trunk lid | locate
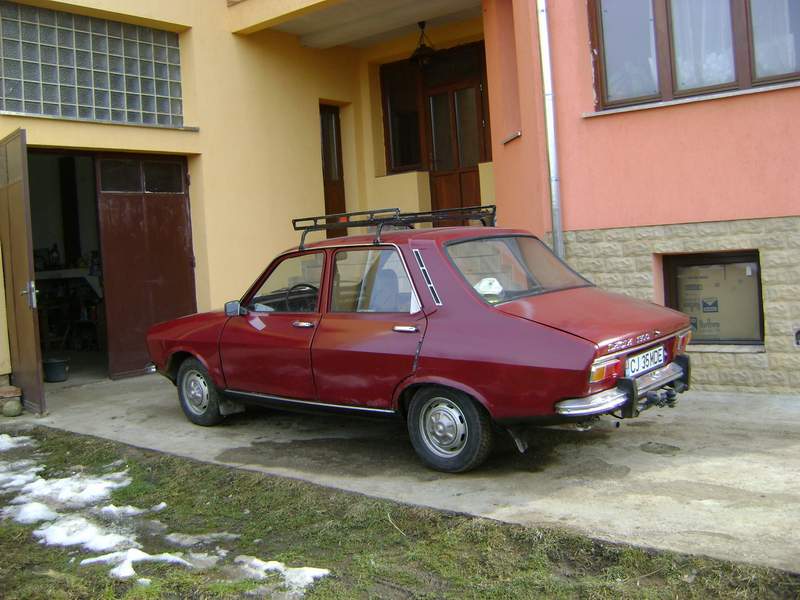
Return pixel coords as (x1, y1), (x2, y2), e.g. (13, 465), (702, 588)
(497, 286), (689, 356)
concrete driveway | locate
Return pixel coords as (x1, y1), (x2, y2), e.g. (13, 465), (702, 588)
(12, 374), (800, 573)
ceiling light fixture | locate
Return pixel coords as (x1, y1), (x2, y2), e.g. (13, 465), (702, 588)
(409, 21), (435, 67)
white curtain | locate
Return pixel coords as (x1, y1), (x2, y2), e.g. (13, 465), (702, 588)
(671, 0), (735, 90)
(751, 0), (799, 78)
(601, 0), (659, 101)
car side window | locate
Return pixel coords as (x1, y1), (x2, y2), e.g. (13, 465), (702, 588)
(248, 252), (324, 313)
(331, 248), (419, 313)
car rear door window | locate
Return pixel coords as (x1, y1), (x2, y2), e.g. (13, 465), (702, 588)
(248, 252), (324, 313)
(331, 248), (419, 313)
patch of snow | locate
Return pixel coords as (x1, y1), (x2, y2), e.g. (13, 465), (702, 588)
(150, 501), (167, 512)
(165, 531), (240, 547)
(137, 578), (151, 586)
(103, 459), (126, 470)
(2, 501), (59, 524)
(0, 434), (35, 451)
(81, 547), (192, 580)
(234, 555), (329, 594)
(34, 515), (136, 552)
(14, 470), (130, 508)
(0, 462), (43, 490)
(98, 504), (146, 518)
(185, 551), (222, 569)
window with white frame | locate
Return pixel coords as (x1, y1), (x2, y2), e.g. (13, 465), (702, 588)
(590, 0), (800, 108)
(0, 1), (183, 126)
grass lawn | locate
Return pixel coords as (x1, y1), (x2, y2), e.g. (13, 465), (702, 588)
(0, 426), (797, 599)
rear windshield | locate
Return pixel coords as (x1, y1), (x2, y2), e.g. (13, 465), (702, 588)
(446, 236), (590, 304)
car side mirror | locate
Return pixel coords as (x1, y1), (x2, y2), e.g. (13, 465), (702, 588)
(224, 300), (243, 317)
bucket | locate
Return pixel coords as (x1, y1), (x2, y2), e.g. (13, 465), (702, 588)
(43, 358), (70, 382)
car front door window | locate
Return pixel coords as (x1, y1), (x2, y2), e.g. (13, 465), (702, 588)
(249, 252), (324, 313)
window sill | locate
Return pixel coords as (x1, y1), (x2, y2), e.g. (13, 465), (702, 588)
(582, 79), (800, 119)
(687, 344), (765, 354)
(0, 110), (199, 132)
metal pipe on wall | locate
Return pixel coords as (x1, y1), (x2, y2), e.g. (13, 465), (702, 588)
(536, 0), (565, 258)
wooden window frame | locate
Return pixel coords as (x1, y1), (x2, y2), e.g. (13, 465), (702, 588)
(379, 42), (491, 175)
(588, 0), (799, 109)
(663, 250), (765, 345)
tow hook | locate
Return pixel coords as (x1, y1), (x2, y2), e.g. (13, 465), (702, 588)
(642, 387), (678, 410)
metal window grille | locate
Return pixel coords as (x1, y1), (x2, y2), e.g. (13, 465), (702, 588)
(0, 1), (183, 127)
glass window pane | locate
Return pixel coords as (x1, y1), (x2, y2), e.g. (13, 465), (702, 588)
(332, 249), (415, 313)
(429, 93), (455, 172)
(144, 161), (183, 193)
(750, 0), (800, 79)
(447, 237), (588, 304)
(100, 159), (141, 192)
(455, 87), (480, 168)
(319, 108), (340, 182)
(599, 0), (659, 102)
(674, 261), (761, 342)
(670, 0), (735, 91)
(249, 253), (324, 313)
(375, 60), (419, 170)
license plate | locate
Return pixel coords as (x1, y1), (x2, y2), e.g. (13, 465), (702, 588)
(625, 346), (665, 377)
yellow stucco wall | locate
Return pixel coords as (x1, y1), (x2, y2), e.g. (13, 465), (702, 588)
(0, 1), (493, 374)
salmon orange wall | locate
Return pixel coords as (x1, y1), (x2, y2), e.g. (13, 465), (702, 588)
(547, 1), (800, 232)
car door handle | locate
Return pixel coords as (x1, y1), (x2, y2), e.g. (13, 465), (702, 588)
(292, 320), (315, 328)
(392, 325), (418, 333)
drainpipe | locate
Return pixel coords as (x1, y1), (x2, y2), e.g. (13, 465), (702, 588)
(536, 0), (565, 258)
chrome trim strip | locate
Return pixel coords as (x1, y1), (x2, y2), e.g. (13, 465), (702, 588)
(636, 362), (684, 394)
(412, 248), (443, 306)
(224, 389), (397, 415)
(599, 327), (692, 361)
(555, 388), (628, 417)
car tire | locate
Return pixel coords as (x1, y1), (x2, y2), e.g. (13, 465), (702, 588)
(176, 358), (224, 426)
(407, 386), (493, 473)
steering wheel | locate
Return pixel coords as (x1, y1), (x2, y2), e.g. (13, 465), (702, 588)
(284, 283), (319, 312)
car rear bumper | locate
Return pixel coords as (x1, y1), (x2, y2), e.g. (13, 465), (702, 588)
(555, 355), (690, 418)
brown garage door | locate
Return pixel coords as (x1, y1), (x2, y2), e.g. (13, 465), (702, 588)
(97, 156), (196, 378)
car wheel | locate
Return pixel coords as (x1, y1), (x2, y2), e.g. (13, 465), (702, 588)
(176, 358), (224, 426)
(407, 387), (493, 473)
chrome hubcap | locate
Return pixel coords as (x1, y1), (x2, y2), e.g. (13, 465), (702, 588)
(182, 370), (209, 415)
(419, 397), (468, 458)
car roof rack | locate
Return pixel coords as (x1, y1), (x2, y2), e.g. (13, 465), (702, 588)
(293, 205), (496, 249)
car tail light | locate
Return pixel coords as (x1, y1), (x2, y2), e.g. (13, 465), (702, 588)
(673, 330), (692, 355)
(587, 357), (623, 393)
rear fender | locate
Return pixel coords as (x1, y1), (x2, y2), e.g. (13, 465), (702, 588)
(392, 375), (493, 419)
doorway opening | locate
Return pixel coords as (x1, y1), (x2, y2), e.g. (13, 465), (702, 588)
(320, 103), (346, 238)
(29, 151), (107, 388)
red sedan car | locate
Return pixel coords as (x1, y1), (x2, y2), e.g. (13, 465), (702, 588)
(147, 206), (691, 473)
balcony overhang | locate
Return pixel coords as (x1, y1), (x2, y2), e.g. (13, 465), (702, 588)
(229, 0), (481, 48)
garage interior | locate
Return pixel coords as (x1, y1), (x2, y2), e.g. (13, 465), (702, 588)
(29, 151), (107, 386)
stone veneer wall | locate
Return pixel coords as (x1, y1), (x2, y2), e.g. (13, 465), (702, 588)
(560, 217), (800, 393)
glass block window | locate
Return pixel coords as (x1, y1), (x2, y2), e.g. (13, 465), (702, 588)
(0, 1), (183, 127)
